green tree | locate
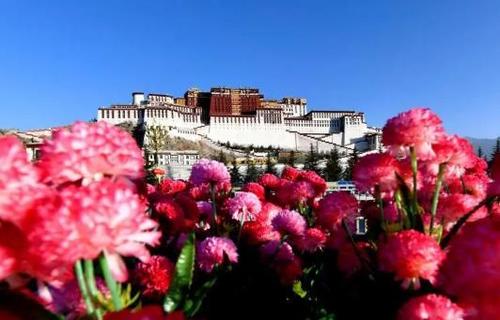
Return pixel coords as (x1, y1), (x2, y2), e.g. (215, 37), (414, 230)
(265, 152), (277, 174)
(286, 150), (297, 167)
(230, 158), (242, 186)
(304, 144), (320, 173)
(145, 125), (168, 166)
(343, 148), (359, 180)
(325, 148), (342, 181)
(489, 138), (500, 171)
(216, 150), (228, 165)
(244, 153), (260, 183)
(477, 146), (483, 158)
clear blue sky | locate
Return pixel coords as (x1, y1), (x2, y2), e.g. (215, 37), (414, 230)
(0, 0), (499, 138)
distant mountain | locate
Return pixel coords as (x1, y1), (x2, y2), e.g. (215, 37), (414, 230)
(466, 137), (499, 160)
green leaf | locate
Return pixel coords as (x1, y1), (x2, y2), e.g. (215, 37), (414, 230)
(185, 276), (218, 316)
(164, 232), (196, 313)
(292, 280), (307, 298)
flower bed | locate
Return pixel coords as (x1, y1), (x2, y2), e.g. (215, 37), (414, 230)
(0, 108), (498, 319)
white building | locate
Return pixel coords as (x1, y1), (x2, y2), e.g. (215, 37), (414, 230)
(97, 90), (381, 154)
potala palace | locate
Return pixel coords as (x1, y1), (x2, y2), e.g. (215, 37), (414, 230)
(97, 87), (381, 154)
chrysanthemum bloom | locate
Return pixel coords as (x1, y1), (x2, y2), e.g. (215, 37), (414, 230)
(297, 170), (327, 196)
(275, 180), (315, 207)
(316, 192), (358, 231)
(258, 173), (281, 189)
(396, 294), (464, 320)
(274, 255), (303, 285)
(241, 203), (281, 244)
(158, 179), (188, 196)
(281, 166), (300, 181)
(37, 121), (144, 185)
(295, 228), (327, 252)
(438, 216), (500, 318)
(197, 237), (238, 272)
(227, 192), (262, 222)
(260, 241), (295, 263)
(189, 159), (230, 186)
(272, 210), (307, 237)
(155, 197), (184, 224)
(437, 194), (487, 228)
(134, 255), (174, 300)
(0, 221), (26, 280)
(382, 108), (445, 160)
(378, 230), (444, 286)
(447, 173), (489, 199)
(353, 153), (400, 194)
(197, 201), (212, 217)
(242, 182), (265, 201)
(0, 136), (42, 225)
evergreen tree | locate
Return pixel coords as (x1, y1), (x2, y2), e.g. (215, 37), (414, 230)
(304, 144), (319, 173)
(489, 138), (500, 171)
(325, 148), (342, 181)
(230, 158), (242, 187)
(343, 148), (359, 180)
(287, 150), (296, 167)
(477, 146), (483, 158)
(265, 152), (277, 174)
(216, 150), (228, 165)
(244, 153), (260, 183)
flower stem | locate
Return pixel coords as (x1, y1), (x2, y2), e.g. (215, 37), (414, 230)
(429, 163), (446, 236)
(210, 183), (218, 234)
(99, 253), (123, 311)
(410, 147), (419, 226)
(75, 260), (95, 315)
(84, 259), (103, 320)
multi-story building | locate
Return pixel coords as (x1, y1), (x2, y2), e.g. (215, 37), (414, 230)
(97, 87), (381, 154)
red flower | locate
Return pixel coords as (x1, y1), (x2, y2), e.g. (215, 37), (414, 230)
(0, 221), (26, 280)
(378, 230), (444, 285)
(134, 256), (175, 300)
(353, 153), (400, 194)
(158, 179), (188, 196)
(337, 241), (370, 277)
(242, 182), (265, 201)
(437, 194), (487, 228)
(397, 294), (464, 320)
(295, 228), (327, 252)
(258, 173), (281, 189)
(315, 192), (358, 231)
(281, 166), (300, 181)
(382, 108), (445, 160)
(438, 216), (500, 318)
(152, 167), (166, 176)
(37, 121), (144, 184)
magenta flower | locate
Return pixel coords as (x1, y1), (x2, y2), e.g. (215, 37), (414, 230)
(189, 159), (230, 186)
(197, 237), (238, 272)
(227, 191), (262, 222)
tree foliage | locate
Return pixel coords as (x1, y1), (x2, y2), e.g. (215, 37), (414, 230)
(325, 148), (342, 181)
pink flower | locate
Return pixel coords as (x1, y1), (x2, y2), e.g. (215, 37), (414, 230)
(272, 210), (307, 237)
(134, 255), (175, 300)
(353, 153), (400, 194)
(378, 230), (444, 285)
(242, 182), (265, 201)
(315, 192), (358, 231)
(382, 108), (445, 160)
(189, 159), (230, 186)
(437, 194), (487, 227)
(258, 173), (281, 189)
(37, 121), (144, 184)
(0, 136), (41, 225)
(227, 192), (262, 222)
(397, 294), (464, 320)
(438, 216), (500, 318)
(295, 228), (327, 252)
(197, 237), (238, 272)
(61, 179), (161, 266)
(260, 241), (295, 262)
(297, 170), (327, 196)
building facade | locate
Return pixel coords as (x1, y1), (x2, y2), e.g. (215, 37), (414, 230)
(97, 87), (381, 154)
